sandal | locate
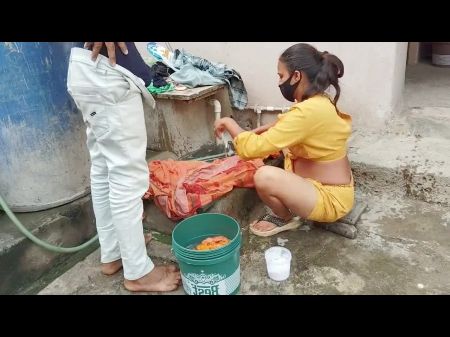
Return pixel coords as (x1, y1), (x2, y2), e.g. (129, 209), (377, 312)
(249, 209), (301, 237)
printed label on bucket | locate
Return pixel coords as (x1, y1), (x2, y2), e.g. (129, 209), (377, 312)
(182, 265), (240, 295)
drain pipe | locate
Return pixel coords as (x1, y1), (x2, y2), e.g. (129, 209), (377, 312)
(209, 99), (235, 156)
(210, 99), (222, 121)
(210, 99), (222, 145)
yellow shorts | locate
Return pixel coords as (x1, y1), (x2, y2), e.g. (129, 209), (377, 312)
(305, 176), (355, 223)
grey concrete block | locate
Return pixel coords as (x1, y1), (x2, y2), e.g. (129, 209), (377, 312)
(339, 200), (368, 226)
(321, 222), (358, 240)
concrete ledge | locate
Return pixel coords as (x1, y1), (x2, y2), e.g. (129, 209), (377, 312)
(154, 85), (225, 101)
(144, 86), (233, 157)
(144, 188), (259, 235)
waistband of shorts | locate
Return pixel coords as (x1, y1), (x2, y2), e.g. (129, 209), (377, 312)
(306, 172), (354, 188)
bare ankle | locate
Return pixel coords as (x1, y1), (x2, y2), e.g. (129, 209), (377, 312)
(267, 208), (292, 221)
(101, 259), (123, 275)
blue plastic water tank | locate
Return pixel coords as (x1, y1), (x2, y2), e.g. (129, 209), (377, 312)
(0, 42), (90, 212)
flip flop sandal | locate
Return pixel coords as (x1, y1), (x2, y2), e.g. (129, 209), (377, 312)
(249, 212), (301, 237)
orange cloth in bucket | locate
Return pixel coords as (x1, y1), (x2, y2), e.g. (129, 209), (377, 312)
(143, 156), (264, 221)
(195, 236), (230, 251)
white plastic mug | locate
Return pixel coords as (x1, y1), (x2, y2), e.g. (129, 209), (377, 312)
(264, 246), (292, 281)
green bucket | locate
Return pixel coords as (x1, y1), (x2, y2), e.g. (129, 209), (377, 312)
(172, 213), (241, 295)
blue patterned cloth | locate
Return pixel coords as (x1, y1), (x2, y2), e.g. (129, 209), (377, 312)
(170, 49), (248, 110)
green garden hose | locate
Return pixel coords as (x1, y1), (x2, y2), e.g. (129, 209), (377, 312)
(0, 193), (98, 253)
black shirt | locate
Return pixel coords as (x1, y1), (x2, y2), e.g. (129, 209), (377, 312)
(99, 42), (152, 87)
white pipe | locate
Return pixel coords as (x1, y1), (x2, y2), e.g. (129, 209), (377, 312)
(256, 106), (262, 128)
(248, 105), (290, 112)
(210, 99), (222, 120)
(249, 104), (290, 128)
(210, 99), (222, 145)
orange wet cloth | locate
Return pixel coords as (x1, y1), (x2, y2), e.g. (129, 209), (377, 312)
(195, 236), (230, 251)
(143, 156), (264, 220)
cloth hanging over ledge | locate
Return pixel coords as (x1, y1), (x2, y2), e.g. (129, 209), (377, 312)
(143, 156), (264, 220)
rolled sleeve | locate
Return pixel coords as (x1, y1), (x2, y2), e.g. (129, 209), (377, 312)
(233, 107), (311, 160)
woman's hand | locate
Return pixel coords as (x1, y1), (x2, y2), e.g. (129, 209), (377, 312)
(214, 117), (246, 139)
(214, 117), (232, 139)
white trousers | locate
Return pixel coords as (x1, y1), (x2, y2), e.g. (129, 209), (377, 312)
(67, 47), (156, 280)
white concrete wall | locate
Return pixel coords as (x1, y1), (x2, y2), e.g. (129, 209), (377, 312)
(136, 42), (408, 129)
(391, 43), (409, 115)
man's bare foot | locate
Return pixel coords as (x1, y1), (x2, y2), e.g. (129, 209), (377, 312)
(101, 233), (153, 276)
(124, 265), (181, 292)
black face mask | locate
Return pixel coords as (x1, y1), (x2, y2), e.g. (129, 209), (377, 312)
(279, 72), (301, 102)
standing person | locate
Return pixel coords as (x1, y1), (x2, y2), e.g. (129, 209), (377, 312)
(67, 42), (180, 291)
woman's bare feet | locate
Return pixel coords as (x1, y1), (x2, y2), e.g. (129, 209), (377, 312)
(101, 233), (153, 276)
(124, 265), (182, 292)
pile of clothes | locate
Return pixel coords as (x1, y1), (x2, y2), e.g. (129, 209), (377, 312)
(145, 42), (248, 109)
(143, 156), (264, 220)
(146, 61), (177, 94)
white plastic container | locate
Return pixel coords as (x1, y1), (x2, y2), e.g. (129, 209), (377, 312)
(264, 246), (292, 281)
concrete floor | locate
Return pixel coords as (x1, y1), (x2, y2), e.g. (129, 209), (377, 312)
(39, 190), (450, 295)
(348, 61), (450, 207)
(239, 193), (450, 295)
(38, 241), (185, 295)
(404, 62), (450, 109)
